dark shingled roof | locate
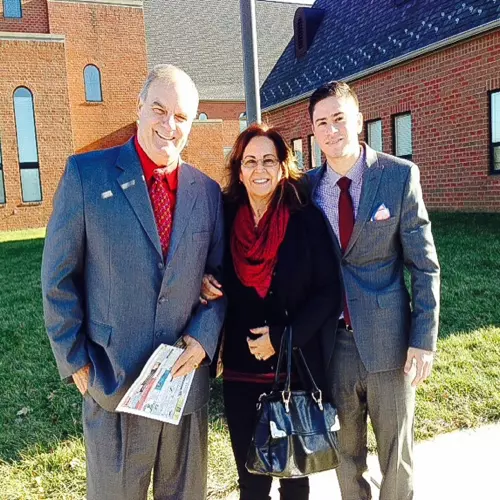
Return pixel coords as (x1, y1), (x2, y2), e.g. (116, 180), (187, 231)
(144, 0), (312, 101)
(261, 0), (500, 109)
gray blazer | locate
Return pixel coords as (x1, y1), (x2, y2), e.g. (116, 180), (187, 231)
(42, 138), (226, 413)
(309, 144), (440, 373)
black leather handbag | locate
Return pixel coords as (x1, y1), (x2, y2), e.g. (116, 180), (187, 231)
(245, 326), (341, 478)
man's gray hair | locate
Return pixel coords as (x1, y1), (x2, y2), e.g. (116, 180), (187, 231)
(139, 64), (199, 109)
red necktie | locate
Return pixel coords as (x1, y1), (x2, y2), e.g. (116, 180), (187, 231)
(337, 177), (354, 326)
(149, 168), (173, 258)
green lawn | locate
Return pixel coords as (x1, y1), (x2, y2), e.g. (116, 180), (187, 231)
(0, 213), (499, 499)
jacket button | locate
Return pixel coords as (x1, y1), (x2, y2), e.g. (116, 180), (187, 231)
(155, 330), (163, 338)
(269, 290), (273, 296)
(158, 296), (167, 304)
(157, 262), (164, 270)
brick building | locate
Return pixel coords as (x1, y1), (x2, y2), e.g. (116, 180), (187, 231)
(0, 0), (147, 231)
(261, 0), (500, 212)
(144, 0), (313, 183)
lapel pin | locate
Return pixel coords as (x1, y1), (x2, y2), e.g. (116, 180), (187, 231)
(120, 180), (136, 190)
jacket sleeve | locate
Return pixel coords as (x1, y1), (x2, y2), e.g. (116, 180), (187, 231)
(400, 163), (440, 351)
(184, 187), (227, 362)
(41, 157), (89, 381)
(270, 209), (342, 352)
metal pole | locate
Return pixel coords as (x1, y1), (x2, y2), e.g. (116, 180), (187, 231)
(240, 0), (261, 124)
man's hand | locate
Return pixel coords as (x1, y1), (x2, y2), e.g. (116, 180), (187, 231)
(171, 335), (206, 379)
(73, 364), (91, 395)
(404, 347), (434, 387)
(247, 326), (275, 361)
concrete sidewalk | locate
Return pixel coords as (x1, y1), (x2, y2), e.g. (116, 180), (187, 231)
(266, 423), (499, 499)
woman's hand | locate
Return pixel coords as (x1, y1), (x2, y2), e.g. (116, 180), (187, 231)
(247, 326), (275, 361)
(199, 274), (224, 305)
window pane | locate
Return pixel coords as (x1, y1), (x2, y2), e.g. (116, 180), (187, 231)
(20, 168), (42, 202)
(198, 112), (208, 121)
(4, 0), (22, 18)
(492, 92), (500, 143)
(239, 113), (247, 133)
(309, 135), (322, 169)
(0, 172), (5, 204)
(292, 139), (304, 170)
(367, 120), (382, 152)
(14, 88), (39, 164)
(494, 146), (500, 172)
(84, 65), (103, 102)
(395, 114), (412, 157)
(223, 147), (232, 158)
(0, 140), (4, 203)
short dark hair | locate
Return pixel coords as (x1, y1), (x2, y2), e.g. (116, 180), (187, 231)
(224, 123), (307, 212)
(308, 81), (359, 122)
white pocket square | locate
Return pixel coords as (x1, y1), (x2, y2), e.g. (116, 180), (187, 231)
(371, 203), (391, 221)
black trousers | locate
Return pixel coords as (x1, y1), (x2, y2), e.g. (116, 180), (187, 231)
(223, 380), (310, 500)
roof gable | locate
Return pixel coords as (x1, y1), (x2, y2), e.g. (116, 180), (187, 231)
(261, 0), (500, 109)
(144, 0), (311, 101)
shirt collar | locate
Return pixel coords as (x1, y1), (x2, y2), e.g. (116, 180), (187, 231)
(324, 145), (366, 187)
(134, 135), (178, 191)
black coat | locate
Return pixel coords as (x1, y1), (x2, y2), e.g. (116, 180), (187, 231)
(221, 200), (342, 390)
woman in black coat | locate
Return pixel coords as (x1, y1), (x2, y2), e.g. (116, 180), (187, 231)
(202, 124), (342, 500)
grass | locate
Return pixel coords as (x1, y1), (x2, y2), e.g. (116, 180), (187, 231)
(0, 213), (499, 498)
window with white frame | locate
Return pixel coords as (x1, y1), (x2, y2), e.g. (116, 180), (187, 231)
(0, 138), (5, 204)
(13, 87), (42, 203)
(292, 138), (304, 170)
(239, 112), (247, 132)
(393, 112), (412, 160)
(198, 112), (208, 121)
(366, 119), (383, 152)
(3, 0), (22, 18)
(84, 65), (103, 102)
(309, 135), (323, 169)
(490, 90), (500, 173)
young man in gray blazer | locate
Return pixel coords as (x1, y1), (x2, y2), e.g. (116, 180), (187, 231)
(41, 65), (226, 499)
(308, 81), (440, 500)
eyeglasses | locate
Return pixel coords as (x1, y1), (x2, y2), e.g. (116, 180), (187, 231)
(241, 157), (280, 170)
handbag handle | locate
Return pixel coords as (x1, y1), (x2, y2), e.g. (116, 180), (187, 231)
(272, 323), (324, 411)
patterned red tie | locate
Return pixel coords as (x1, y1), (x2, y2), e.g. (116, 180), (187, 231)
(149, 168), (173, 258)
(337, 177), (354, 326)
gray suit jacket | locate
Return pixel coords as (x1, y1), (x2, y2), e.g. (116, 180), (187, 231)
(309, 144), (440, 373)
(42, 138), (226, 413)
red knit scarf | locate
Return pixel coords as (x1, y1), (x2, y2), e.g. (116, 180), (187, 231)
(231, 201), (290, 298)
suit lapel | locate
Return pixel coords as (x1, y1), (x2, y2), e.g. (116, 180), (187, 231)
(344, 145), (384, 256)
(166, 162), (197, 264)
(115, 139), (163, 258)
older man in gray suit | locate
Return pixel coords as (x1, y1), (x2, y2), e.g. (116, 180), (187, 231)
(308, 81), (440, 500)
(41, 64), (226, 499)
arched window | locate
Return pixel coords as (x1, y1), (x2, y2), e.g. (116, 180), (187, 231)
(0, 138), (5, 204)
(3, 0), (22, 18)
(13, 87), (42, 202)
(198, 112), (208, 121)
(239, 112), (247, 132)
(84, 65), (103, 102)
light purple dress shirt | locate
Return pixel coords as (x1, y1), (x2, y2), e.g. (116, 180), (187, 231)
(314, 145), (367, 244)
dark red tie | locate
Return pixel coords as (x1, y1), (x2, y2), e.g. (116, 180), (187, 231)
(149, 168), (173, 259)
(337, 177), (354, 326)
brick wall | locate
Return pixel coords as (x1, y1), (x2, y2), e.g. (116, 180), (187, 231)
(0, 38), (73, 231)
(48, 1), (147, 153)
(183, 120), (227, 185)
(0, 0), (49, 34)
(264, 30), (500, 212)
(197, 100), (245, 150)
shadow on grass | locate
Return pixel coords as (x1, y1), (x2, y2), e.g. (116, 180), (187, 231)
(1, 212), (498, 464)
